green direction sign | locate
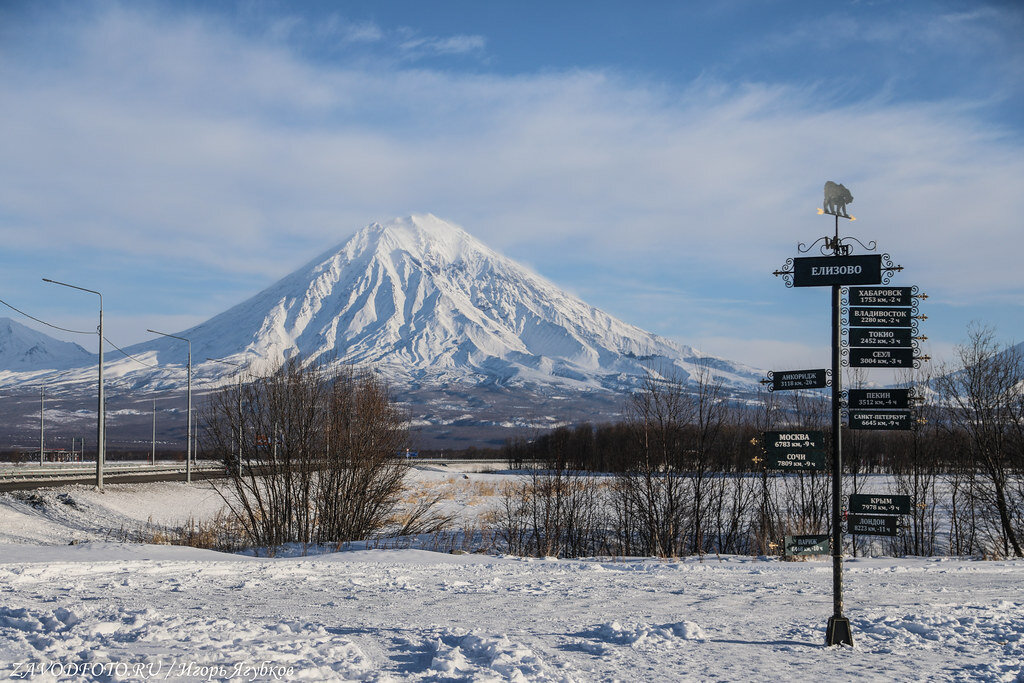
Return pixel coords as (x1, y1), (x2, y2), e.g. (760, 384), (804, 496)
(849, 410), (913, 431)
(848, 389), (911, 410)
(849, 347), (915, 368)
(772, 369), (827, 391)
(762, 430), (827, 471)
(849, 494), (911, 515)
(848, 327), (913, 348)
(848, 287), (913, 307)
(785, 534), (831, 557)
(847, 514), (900, 536)
(849, 307), (913, 328)
(793, 255), (883, 287)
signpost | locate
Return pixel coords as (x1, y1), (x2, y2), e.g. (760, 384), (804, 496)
(848, 389), (911, 410)
(792, 255), (882, 287)
(848, 287), (913, 307)
(768, 369), (828, 391)
(846, 514), (900, 537)
(785, 535), (831, 557)
(761, 430), (827, 472)
(849, 347), (915, 368)
(849, 410), (913, 431)
(848, 328), (913, 348)
(772, 181), (918, 647)
(849, 494), (912, 515)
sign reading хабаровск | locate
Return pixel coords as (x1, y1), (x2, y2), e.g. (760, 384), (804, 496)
(772, 369), (827, 391)
(847, 287), (913, 307)
(792, 255), (882, 287)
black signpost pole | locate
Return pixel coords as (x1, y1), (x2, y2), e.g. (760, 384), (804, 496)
(826, 275), (853, 645)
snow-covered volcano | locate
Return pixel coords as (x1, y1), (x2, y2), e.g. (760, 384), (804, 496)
(0, 215), (760, 396)
(0, 317), (93, 372)
(130, 214), (757, 391)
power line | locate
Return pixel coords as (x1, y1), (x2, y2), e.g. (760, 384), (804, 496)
(0, 297), (93, 335)
(103, 336), (159, 368)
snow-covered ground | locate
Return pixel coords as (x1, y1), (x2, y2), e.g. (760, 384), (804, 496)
(1, 471), (1022, 681)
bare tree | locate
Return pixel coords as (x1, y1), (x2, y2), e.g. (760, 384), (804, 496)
(201, 359), (410, 553)
(933, 324), (1023, 557)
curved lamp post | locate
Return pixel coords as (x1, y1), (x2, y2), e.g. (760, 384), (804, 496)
(43, 278), (104, 491)
(147, 329), (192, 483)
(207, 357), (244, 477)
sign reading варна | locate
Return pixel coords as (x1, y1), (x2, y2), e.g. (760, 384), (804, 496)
(761, 430), (827, 471)
(772, 369), (827, 391)
(848, 494), (911, 515)
(793, 255), (883, 287)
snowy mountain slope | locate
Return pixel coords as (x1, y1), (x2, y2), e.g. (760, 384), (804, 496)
(0, 317), (93, 372)
(131, 214), (760, 391)
(0, 215), (761, 410)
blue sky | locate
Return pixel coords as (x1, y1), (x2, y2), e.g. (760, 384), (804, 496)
(1, 0), (1022, 374)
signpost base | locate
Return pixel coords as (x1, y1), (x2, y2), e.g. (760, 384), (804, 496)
(826, 616), (854, 647)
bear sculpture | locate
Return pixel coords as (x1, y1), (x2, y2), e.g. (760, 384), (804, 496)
(823, 181), (853, 218)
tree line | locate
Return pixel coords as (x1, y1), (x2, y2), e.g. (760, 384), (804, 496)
(499, 325), (1024, 559)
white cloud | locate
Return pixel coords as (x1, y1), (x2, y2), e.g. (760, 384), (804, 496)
(0, 5), (1021, 360)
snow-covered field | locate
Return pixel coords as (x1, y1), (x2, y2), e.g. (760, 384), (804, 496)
(1, 470), (1022, 681)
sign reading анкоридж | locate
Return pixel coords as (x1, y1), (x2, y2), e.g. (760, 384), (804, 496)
(792, 255), (882, 287)
(771, 369), (827, 391)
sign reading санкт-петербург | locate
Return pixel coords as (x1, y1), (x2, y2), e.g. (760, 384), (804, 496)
(792, 255), (882, 287)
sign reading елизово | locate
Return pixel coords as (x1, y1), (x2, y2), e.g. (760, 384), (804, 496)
(793, 255), (882, 287)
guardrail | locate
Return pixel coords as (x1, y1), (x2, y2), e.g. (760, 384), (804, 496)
(0, 462), (225, 483)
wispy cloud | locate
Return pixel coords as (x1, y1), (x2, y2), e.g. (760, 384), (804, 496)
(0, 5), (1021, 360)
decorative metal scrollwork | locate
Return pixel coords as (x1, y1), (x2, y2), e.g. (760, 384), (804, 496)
(772, 257), (795, 288)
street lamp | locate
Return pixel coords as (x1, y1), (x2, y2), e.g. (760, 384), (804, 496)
(43, 278), (104, 490)
(207, 357), (244, 477)
(148, 329), (192, 483)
